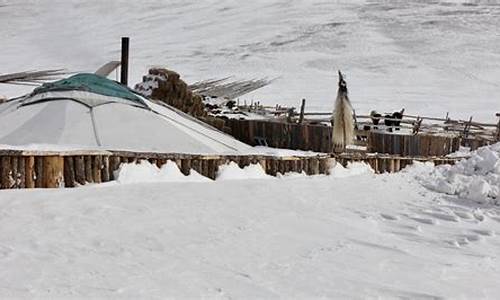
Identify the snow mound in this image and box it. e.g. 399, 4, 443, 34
409, 143, 500, 205
114, 160, 210, 184
114, 160, 375, 183
329, 162, 374, 178
216, 162, 272, 180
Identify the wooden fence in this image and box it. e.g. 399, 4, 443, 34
367, 131, 461, 156
0, 149, 463, 189
225, 119, 465, 156
0, 150, 333, 189
225, 119, 333, 152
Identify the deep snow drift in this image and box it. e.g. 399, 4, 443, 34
1, 156, 500, 298
412, 143, 500, 205
1, 1, 499, 121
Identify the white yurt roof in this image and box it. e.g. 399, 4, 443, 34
0, 74, 251, 154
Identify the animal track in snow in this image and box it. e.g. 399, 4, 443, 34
471, 229, 495, 237
410, 216, 439, 226
380, 213, 400, 221
453, 210, 474, 220
422, 211, 459, 223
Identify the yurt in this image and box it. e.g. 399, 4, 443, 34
0, 73, 251, 154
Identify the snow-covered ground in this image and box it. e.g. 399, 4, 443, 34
1, 152, 500, 298
1, 1, 500, 298
1, 0, 499, 121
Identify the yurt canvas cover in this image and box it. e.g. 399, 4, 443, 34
0, 74, 251, 154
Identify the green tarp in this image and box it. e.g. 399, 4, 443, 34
32, 73, 146, 105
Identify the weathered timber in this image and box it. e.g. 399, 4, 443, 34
93, 156, 102, 184
18, 157, 26, 188
42, 156, 64, 188
0, 150, 466, 189
102, 156, 110, 182
25, 156, 35, 188
226, 119, 333, 153
367, 131, 460, 156
64, 157, 76, 188
74, 156, 86, 185
1, 156, 13, 189
35, 157, 43, 188
11, 157, 19, 188
109, 156, 122, 180
84, 156, 93, 183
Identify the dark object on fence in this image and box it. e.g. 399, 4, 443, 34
367, 131, 460, 156
371, 111, 381, 127
364, 110, 382, 131
120, 37, 129, 85
384, 109, 404, 132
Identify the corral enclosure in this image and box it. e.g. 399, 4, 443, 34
0, 149, 463, 189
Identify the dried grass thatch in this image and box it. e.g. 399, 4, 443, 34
189, 77, 274, 99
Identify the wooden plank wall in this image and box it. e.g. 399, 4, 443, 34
226, 119, 333, 153
367, 132, 461, 156
0, 150, 462, 189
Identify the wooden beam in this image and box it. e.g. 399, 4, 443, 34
95, 61, 121, 77
298, 99, 306, 124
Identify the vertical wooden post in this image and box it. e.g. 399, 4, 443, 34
320, 157, 335, 175
496, 113, 500, 141
463, 116, 473, 140
101, 156, 110, 182
42, 156, 64, 188
85, 156, 93, 183
394, 158, 401, 172
64, 156, 76, 188
257, 157, 267, 172
191, 158, 201, 174
120, 37, 129, 85
207, 159, 216, 180
1, 156, 12, 189
298, 98, 306, 124
181, 159, 191, 176
11, 157, 18, 188
35, 157, 44, 188
93, 156, 102, 184
74, 156, 86, 185
389, 159, 395, 173
109, 156, 121, 180
25, 156, 35, 189
310, 158, 320, 175
18, 157, 26, 188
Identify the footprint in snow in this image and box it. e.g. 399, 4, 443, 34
410, 216, 439, 225
422, 211, 460, 222
471, 229, 495, 237
453, 210, 474, 220
380, 213, 400, 221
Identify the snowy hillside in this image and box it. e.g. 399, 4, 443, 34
1, 1, 500, 298
1, 160, 500, 298
1, 0, 499, 121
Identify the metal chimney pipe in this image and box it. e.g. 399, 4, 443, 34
120, 37, 129, 85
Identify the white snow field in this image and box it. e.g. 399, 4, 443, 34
1, 0, 499, 121
1, 1, 500, 298
0, 155, 500, 298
